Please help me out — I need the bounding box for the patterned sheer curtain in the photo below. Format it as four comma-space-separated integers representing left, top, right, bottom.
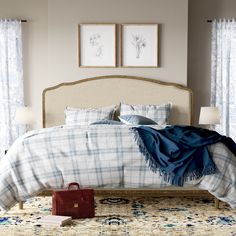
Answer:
0, 19, 25, 157
211, 19, 236, 141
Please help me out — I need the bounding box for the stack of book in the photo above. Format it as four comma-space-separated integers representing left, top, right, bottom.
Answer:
38, 215, 72, 227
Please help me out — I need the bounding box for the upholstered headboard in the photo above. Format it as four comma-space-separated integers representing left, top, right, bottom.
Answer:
42, 75, 193, 128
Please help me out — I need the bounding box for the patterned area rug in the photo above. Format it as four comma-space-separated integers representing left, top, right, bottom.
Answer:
0, 196, 236, 236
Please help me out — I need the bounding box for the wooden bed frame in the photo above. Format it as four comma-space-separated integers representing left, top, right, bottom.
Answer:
19, 75, 220, 209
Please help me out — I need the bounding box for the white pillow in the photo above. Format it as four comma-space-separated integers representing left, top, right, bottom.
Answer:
65, 105, 116, 125
119, 103, 171, 125
119, 115, 157, 125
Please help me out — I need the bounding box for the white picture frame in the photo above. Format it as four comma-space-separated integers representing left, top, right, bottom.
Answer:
79, 24, 117, 67
121, 24, 158, 67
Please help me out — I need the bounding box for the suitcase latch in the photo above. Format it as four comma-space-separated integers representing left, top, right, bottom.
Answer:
74, 203, 79, 208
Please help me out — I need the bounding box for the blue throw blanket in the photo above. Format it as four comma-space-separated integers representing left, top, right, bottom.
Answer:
132, 125, 236, 186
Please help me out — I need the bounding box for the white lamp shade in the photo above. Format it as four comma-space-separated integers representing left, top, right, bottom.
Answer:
199, 107, 220, 125
15, 107, 35, 125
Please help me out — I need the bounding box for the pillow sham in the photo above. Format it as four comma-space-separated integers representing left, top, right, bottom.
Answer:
119, 115, 157, 125
119, 103, 171, 125
90, 119, 123, 125
65, 105, 116, 125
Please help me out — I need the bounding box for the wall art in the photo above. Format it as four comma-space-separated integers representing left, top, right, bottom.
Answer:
79, 24, 117, 67
121, 24, 158, 67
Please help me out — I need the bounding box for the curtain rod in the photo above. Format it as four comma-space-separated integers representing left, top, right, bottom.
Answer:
207, 19, 234, 23
1, 19, 27, 22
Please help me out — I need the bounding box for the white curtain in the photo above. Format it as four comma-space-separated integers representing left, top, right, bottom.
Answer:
211, 19, 236, 140
0, 19, 25, 157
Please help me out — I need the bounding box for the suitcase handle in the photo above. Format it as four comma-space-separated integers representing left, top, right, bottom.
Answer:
68, 182, 85, 202
68, 182, 80, 190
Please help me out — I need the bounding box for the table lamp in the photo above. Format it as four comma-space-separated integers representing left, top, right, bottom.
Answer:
15, 106, 35, 131
199, 106, 220, 128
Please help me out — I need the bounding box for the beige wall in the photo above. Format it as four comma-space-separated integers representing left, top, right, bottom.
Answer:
0, 0, 188, 128
188, 0, 236, 125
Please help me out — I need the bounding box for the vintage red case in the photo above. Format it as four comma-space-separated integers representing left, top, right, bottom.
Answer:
52, 182, 95, 219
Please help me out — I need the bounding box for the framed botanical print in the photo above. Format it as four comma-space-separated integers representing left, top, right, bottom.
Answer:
78, 23, 117, 67
121, 24, 158, 67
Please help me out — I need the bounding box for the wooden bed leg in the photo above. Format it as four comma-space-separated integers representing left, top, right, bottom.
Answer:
214, 198, 220, 209
19, 201, 23, 210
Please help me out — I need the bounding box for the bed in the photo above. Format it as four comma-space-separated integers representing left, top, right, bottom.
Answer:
1, 75, 236, 211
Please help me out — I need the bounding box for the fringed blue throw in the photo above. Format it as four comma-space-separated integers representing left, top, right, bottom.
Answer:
131, 125, 236, 186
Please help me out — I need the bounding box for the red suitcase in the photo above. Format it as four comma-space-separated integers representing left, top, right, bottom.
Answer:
52, 182, 95, 219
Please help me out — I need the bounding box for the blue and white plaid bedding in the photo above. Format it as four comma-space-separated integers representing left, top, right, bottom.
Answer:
0, 124, 236, 210
65, 105, 116, 125
119, 103, 171, 124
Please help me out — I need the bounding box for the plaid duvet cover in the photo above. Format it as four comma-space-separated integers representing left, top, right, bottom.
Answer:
0, 124, 236, 210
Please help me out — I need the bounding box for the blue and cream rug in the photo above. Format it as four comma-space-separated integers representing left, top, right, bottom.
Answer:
0, 196, 236, 235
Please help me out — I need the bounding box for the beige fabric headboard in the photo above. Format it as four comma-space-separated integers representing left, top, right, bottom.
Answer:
42, 75, 193, 128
